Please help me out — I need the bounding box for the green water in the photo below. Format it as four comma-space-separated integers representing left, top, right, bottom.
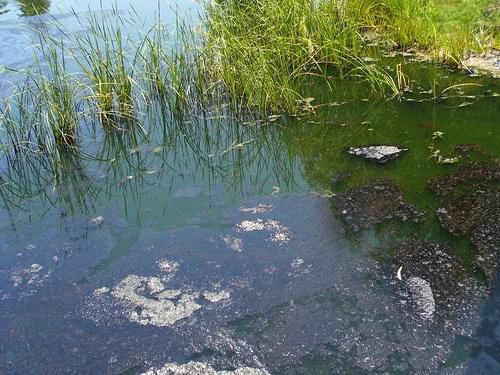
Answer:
0, 1, 499, 374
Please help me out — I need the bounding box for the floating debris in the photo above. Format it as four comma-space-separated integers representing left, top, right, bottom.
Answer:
346, 145, 408, 164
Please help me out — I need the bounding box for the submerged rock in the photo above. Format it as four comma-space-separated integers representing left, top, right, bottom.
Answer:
346, 145, 408, 164
333, 180, 424, 232
406, 277, 436, 320
393, 240, 484, 321
429, 161, 500, 280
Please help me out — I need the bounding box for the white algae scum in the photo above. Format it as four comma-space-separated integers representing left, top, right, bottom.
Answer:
111, 274, 203, 327
236, 219, 291, 245
142, 361, 270, 375
87, 259, 230, 327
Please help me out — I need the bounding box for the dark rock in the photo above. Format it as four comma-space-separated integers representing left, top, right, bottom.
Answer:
429, 162, 500, 280
346, 145, 408, 164
453, 143, 484, 155
333, 180, 424, 232
393, 239, 484, 321
428, 161, 500, 197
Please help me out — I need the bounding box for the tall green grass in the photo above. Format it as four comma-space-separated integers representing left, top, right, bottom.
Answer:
1, 0, 497, 163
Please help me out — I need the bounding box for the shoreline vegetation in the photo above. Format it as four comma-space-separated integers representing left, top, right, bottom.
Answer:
0, 0, 498, 154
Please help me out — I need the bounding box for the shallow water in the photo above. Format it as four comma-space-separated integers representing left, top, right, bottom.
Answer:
0, 1, 500, 374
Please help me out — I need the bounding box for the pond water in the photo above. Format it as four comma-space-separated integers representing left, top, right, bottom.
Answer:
0, 1, 500, 374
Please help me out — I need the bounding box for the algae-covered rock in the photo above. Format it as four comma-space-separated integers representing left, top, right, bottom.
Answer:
333, 180, 424, 232
393, 240, 484, 321
429, 161, 500, 280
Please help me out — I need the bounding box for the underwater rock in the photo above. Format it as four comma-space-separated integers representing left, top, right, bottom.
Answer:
393, 240, 484, 321
429, 162, 500, 280
142, 361, 270, 375
330, 170, 352, 185
346, 145, 408, 164
333, 180, 424, 232
429, 161, 500, 197
406, 277, 436, 320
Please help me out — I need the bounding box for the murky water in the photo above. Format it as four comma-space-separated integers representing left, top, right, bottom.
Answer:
1, 1, 499, 374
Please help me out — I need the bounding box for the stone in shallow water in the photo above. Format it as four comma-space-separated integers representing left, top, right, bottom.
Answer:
406, 277, 436, 320
393, 239, 484, 322
429, 161, 500, 281
346, 145, 408, 164
333, 180, 424, 232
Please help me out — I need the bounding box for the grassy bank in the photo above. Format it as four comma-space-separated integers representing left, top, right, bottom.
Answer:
204, 0, 499, 111
0, 0, 498, 157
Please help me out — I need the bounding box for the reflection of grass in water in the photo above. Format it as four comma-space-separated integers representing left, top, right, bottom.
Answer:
0, 98, 302, 222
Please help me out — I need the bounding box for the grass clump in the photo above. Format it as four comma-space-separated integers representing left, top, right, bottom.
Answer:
203, 0, 499, 111
203, 0, 397, 113
72, 10, 138, 125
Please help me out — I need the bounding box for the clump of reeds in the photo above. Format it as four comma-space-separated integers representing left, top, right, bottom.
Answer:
72, 9, 138, 125
202, 0, 404, 113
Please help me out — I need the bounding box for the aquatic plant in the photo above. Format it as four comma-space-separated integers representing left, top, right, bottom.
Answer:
72, 9, 138, 124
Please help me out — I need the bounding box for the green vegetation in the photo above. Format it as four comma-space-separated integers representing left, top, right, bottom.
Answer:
0, 0, 498, 159
204, 0, 499, 111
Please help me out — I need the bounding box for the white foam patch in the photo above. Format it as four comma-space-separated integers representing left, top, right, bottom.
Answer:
157, 259, 180, 274
111, 275, 202, 327
142, 361, 270, 375
236, 219, 291, 245
84, 260, 231, 327
8, 263, 51, 297
406, 277, 436, 320
239, 204, 274, 214
221, 235, 244, 253
203, 290, 231, 303
289, 258, 313, 278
